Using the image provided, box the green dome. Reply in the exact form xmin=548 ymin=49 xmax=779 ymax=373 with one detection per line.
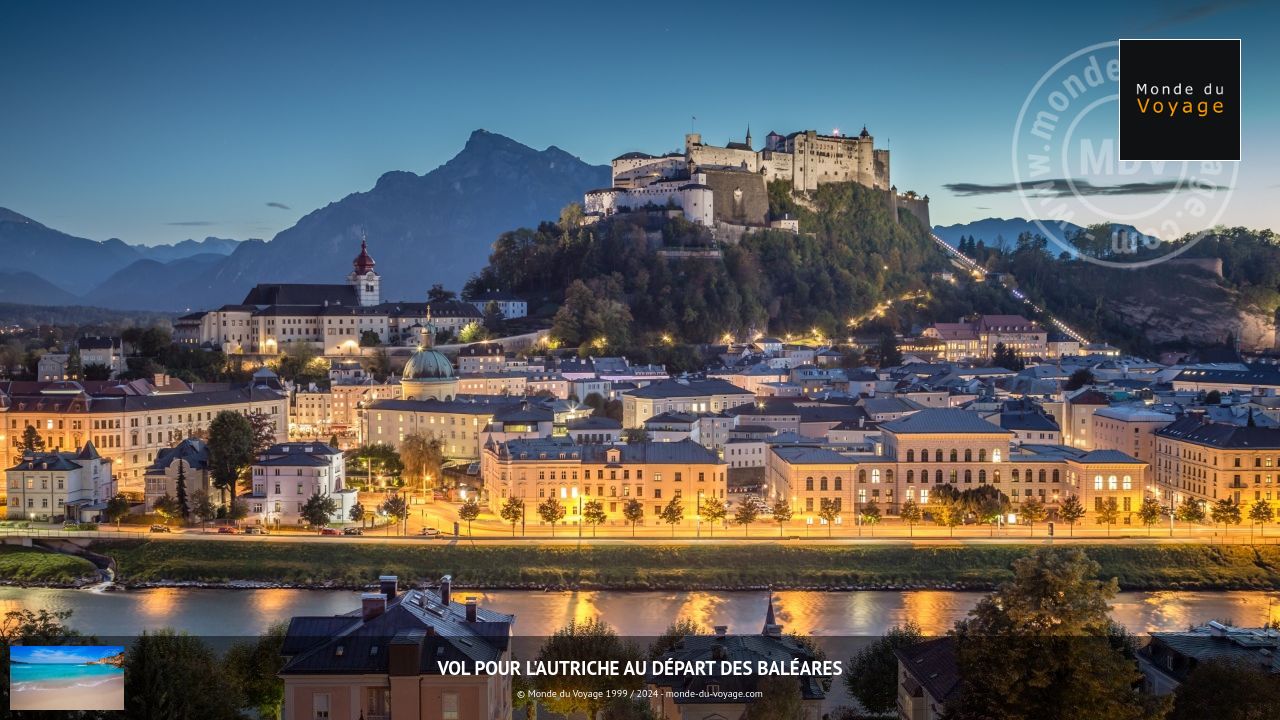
xmin=403 ymin=347 xmax=454 ymax=380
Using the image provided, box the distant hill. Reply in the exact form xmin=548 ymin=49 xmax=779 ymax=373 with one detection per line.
xmin=80 ymin=254 xmax=230 ymax=311
xmin=0 ymin=271 xmax=79 ymax=305
xmin=133 ymin=236 xmax=241 ymax=263
xmin=150 ymin=129 xmax=609 ymax=310
xmin=933 ymin=217 xmax=1159 ymax=254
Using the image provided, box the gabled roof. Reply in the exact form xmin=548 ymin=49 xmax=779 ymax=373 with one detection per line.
xmin=880 ymin=408 xmax=1009 ymax=435
xmin=242 ymin=283 xmax=359 ymax=307
xmin=624 ymin=378 xmax=751 ymax=400
xmin=1155 ymin=415 xmax=1280 ymax=450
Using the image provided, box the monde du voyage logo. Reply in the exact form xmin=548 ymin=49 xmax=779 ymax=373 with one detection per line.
xmin=1120 ymin=39 xmax=1241 ymax=161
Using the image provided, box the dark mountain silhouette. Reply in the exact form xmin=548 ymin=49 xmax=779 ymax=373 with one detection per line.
xmin=64 ymin=129 xmax=608 ymax=310
xmin=0 ymin=271 xmax=79 ymax=305
xmin=133 ymin=236 xmax=241 ymax=263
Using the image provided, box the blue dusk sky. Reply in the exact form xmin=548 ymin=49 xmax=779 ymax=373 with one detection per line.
xmin=10 ymin=646 xmax=123 ymax=665
xmin=1 ymin=0 xmax=1276 ymax=246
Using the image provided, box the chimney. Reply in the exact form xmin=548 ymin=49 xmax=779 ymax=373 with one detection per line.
xmin=439 ymin=575 xmax=452 ymax=606
xmin=466 ymin=597 xmax=478 ymax=622
xmin=361 ymin=593 xmax=386 ymax=621
xmin=379 ymin=575 xmax=398 ymax=601
xmin=714 ymin=625 xmax=728 ymax=638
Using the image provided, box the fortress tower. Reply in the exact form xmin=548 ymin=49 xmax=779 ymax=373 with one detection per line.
xmin=347 ymin=236 xmax=380 ymax=306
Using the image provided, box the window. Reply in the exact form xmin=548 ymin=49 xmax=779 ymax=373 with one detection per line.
xmin=442 ymin=692 xmax=460 ymax=720
xmin=312 ymin=693 xmax=330 ymax=720
xmin=1094 ymin=475 xmax=1103 ymax=490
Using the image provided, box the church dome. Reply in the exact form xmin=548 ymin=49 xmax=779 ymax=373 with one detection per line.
xmin=403 ymin=347 xmax=454 ymax=380
xmin=352 ymin=239 xmax=376 ymax=276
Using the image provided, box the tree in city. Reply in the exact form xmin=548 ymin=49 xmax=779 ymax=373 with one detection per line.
xmin=1204 ymin=389 xmax=1223 ymax=405
xmin=860 ymin=500 xmax=882 ymax=535
xmin=534 ymin=618 xmax=643 ymax=719
xmin=367 ymin=346 xmax=392 ymax=382
xmin=208 ymin=410 xmax=254 ymax=506
xmin=735 ymin=497 xmax=762 ymax=537
xmin=19 ymin=425 xmax=44 ymax=453
xmin=175 ymin=461 xmax=190 ymax=520
xmin=348 ymin=502 xmax=365 ymax=527
xmin=899 ymin=498 xmax=922 ymax=536
xmin=482 ymin=300 xmax=506 ymax=335
xmin=65 ymin=344 xmax=83 ymax=380
xmin=967 ymin=485 xmax=1010 ymax=536
xmin=622 ymin=499 xmax=644 ymax=537
xmin=1211 ymin=498 xmax=1242 ymax=534
xmin=83 ymin=362 xmax=112 ymax=381
xmin=1137 ymin=496 xmax=1165 ymax=536
xmin=125 ymin=629 xmax=243 ymax=720
xmin=1064 ymin=368 xmax=1095 ymax=391
xmin=400 ymin=433 xmax=445 ymax=493
xmin=380 ymin=493 xmax=409 ymax=535
xmin=1020 ymin=496 xmax=1047 ymax=537
xmin=153 ymin=493 xmax=180 ymax=525
xmin=1167 ymin=659 xmax=1280 ymax=720
xmin=359 ymin=329 xmax=381 ymax=347
xmin=458 ymin=497 xmax=482 ymax=536
xmin=582 ymin=499 xmax=606 ymax=537
xmin=844 ymin=622 xmax=924 ymax=716
xmin=700 ymin=495 xmax=727 ymax=537
xmin=104 ymin=493 xmax=132 ymax=528
xmin=748 ymin=676 xmax=806 ymax=719
xmin=190 ymin=489 xmax=217 ymax=531
xmin=877 ymin=332 xmax=902 ymax=368
xmin=500 ymin=497 xmax=525 ymax=537
xmin=990 ymin=342 xmax=1025 ymax=371
xmin=817 ymin=498 xmax=840 ymax=537
xmin=947 ymin=548 xmax=1162 ymax=720
xmin=1248 ymin=499 xmax=1274 ymax=539
xmin=247 ymin=410 xmax=277 ymax=453
xmin=300 ymin=491 xmax=339 ymax=532
xmin=1059 ymin=494 xmax=1086 ymax=536
xmin=1097 ymin=497 xmax=1121 ymax=536
xmin=538 ymin=497 xmax=566 ymax=536
xmin=659 ymin=496 xmax=684 ymax=537
xmin=349 ymin=444 xmax=404 ymax=488
xmin=1176 ymin=497 xmax=1206 ymax=535
xmin=227 ymin=497 xmax=249 ymax=526
xmin=622 ymin=427 xmax=649 ymax=444
xmin=770 ymin=497 xmax=793 ymax=537
xmin=223 ymin=623 xmax=287 ymax=720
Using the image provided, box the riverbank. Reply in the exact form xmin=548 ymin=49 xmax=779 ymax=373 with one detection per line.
xmin=44 ymin=540 xmax=1280 ymax=591
xmin=0 ymin=546 xmax=99 ymax=585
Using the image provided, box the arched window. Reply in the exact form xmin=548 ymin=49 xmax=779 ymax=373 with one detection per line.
xmin=950 ymin=449 xmax=958 ymax=462
xmin=936 ymin=469 xmax=943 ymax=484
xmin=978 ymin=469 xmax=987 ymax=483
xmin=965 ymin=449 xmax=972 ymax=462
xmin=948 ymin=470 xmax=957 ymax=484
xmin=1122 ymin=475 xmax=1132 ymax=490
xmin=979 ymin=449 xmax=987 ymax=462
xmin=993 ymin=449 xmax=1002 ymax=463
xmin=835 ymin=477 xmax=843 ymax=491
xmin=907 ymin=470 xmax=914 ymax=483
xmin=906 ymin=449 xmax=915 ymax=462
xmin=858 ymin=469 xmax=867 ymax=483
xmin=935 ymin=449 xmax=943 ymax=462
xmin=820 ymin=476 xmax=829 ymax=491
xmin=1052 ymin=469 xmax=1060 ymax=483
xmin=1012 ymin=469 xmax=1020 ymax=482
xmin=964 ymin=469 xmax=973 ymax=483
xmin=805 ymin=477 xmax=813 ymax=491
xmin=993 ymin=470 xmax=1001 ymax=483
xmin=1039 ymin=469 xmax=1047 ymax=483
xmin=886 ymin=469 xmax=894 ymax=483
xmin=1094 ymin=475 xmax=1103 ymax=490
xmin=1108 ymin=475 xmax=1118 ymax=490
xmin=872 ymin=469 xmax=881 ymax=484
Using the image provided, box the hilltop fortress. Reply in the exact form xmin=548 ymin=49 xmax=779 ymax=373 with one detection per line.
xmin=584 ymin=127 xmax=929 ymax=237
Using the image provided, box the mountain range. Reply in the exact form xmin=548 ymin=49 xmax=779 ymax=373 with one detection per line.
xmin=932 ymin=216 xmax=1160 ymax=252
xmin=0 ymin=130 xmax=608 ymax=311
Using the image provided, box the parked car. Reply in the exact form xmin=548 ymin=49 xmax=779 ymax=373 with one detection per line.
xmin=244 ymin=526 xmax=270 ymax=535
xmin=149 ymin=524 xmax=171 ymax=533
xmin=419 ymin=527 xmax=440 ymax=537
xmin=319 ymin=527 xmax=340 ymax=536
xmin=342 ymin=527 xmax=363 ymax=536
xmin=217 ymin=526 xmax=237 ymax=534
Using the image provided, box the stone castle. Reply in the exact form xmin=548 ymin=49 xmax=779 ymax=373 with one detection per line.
xmin=583 ymin=126 xmax=929 ymax=235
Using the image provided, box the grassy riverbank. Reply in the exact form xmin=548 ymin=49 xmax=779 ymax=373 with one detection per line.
xmin=0 ymin=546 xmax=99 ymax=584
xmin=70 ymin=540 xmax=1280 ymax=591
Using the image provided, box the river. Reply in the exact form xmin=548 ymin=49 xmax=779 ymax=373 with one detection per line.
xmin=1 ymin=586 xmax=1277 ymax=639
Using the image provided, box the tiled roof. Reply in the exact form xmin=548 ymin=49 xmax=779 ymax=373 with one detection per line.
xmin=1073 ymin=449 xmax=1144 ymax=464
xmin=242 ymin=283 xmax=359 ymax=307
xmin=880 ymin=408 xmax=1009 ymax=435
xmin=625 ymin=378 xmax=752 ymax=399
xmin=1155 ymin=415 xmax=1280 ymax=450
xmin=895 ymin=637 xmax=959 ymax=703
xmin=366 ymin=398 xmax=519 ymax=415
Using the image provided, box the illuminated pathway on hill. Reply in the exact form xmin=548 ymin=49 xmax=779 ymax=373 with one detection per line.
xmin=928 ymin=232 xmax=1090 ymax=344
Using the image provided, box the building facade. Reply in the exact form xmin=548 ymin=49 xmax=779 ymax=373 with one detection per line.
xmin=6 ymin=443 xmax=113 ymax=521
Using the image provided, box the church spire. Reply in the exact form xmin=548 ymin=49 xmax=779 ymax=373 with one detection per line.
xmin=745 ymin=124 xmax=753 ymax=149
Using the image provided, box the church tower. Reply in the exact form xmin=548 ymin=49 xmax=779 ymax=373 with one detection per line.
xmin=348 ymin=235 xmax=380 ymax=306
xmin=745 ymin=125 xmax=753 ymax=150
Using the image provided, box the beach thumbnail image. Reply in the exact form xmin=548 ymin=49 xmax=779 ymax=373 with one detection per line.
xmin=9 ymin=645 xmax=125 ymax=711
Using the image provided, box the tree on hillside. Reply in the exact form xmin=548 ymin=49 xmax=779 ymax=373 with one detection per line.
xmin=482 ymin=300 xmax=506 ymax=335
xmin=947 ymin=548 xmax=1161 ymax=720
xmin=368 ymin=347 xmax=392 ymax=381
xmin=208 ymin=411 xmax=254 ymax=506
xmin=551 ymin=277 xmax=633 ymax=353
xmin=877 ymin=332 xmax=903 ymax=368
xmin=427 ymin=284 xmax=456 ymax=303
